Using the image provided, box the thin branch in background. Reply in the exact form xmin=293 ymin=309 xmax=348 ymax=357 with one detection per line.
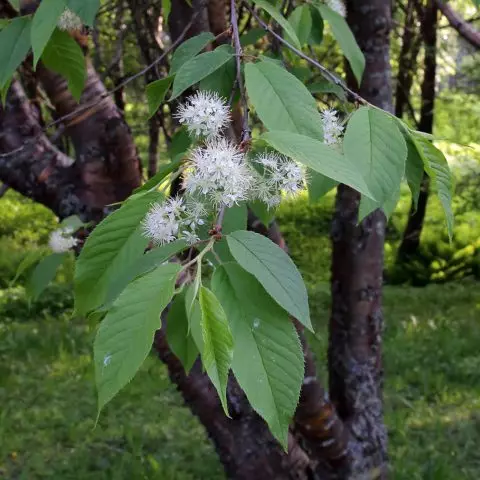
xmin=243 ymin=2 xmax=369 ymax=106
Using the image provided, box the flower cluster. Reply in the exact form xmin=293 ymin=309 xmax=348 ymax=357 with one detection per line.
xmin=254 ymin=153 xmax=305 ymax=208
xmin=49 ymin=227 xmax=78 ymax=253
xmin=321 ymin=108 xmax=344 ymax=147
xmin=57 ymin=8 xmax=83 ymax=31
xmin=184 ymin=138 xmax=255 ymax=207
xmin=326 ymin=0 xmax=346 ymax=17
xmin=142 ymin=197 xmax=205 ymax=246
xmin=175 ymin=91 xmax=231 ymax=139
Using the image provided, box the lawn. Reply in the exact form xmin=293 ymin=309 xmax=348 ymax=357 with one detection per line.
xmin=0 ymin=191 xmax=479 ymax=479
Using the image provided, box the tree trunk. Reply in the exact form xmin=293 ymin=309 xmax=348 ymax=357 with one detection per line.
xmin=328 ymin=1 xmax=393 ymax=477
xmin=397 ymin=0 xmax=438 ymax=261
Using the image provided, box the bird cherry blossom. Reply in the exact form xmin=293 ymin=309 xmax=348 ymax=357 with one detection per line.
xmin=49 ymin=227 xmax=78 ymax=253
xmin=326 ymin=0 xmax=346 ymax=17
xmin=321 ymin=108 xmax=344 ymax=147
xmin=57 ymin=8 xmax=83 ymax=31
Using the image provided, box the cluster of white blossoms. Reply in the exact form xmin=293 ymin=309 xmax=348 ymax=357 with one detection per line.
xmin=175 ymin=91 xmax=231 ymax=139
xmin=142 ymin=197 xmax=205 ymax=246
xmin=49 ymin=227 xmax=78 ymax=253
xmin=57 ymin=8 xmax=83 ymax=32
xmin=254 ymin=153 xmax=304 ymax=208
xmin=321 ymin=108 xmax=344 ymax=147
xmin=326 ymin=0 xmax=346 ymax=17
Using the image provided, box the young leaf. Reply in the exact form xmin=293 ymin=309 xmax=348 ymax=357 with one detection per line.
xmin=75 ymin=192 xmax=162 ymax=316
xmin=170 ymin=31 xmax=215 ymax=74
xmin=227 ymin=230 xmax=312 ymax=330
xmin=31 ymin=0 xmax=66 ymax=68
xmin=0 ymin=16 xmax=32 ymax=89
xmin=26 ymin=252 xmax=67 ymax=300
xmin=262 ymin=130 xmax=375 ymax=199
xmin=308 ymin=171 xmax=338 ymax=202
xmin=66 ymin=0 xmax=100 ymax=26
xmin=253 ymin=0 xmax=301 ymax=49
xmin=42 ymin=29 xmax=86 ymax=101
xmin=166 ymin=292 xmax=199 ymax=373
xmin=146 ymin=76 xmax=174 ymax=118
xmin=170 ymin=48 xmax=233 ymax=100
xmin=212 ymin=264 xmax=304 ymax=449
xmin=411 ymin=133 xmax=455 ymax=240
xmin=316 ymin=4 xmax=365 ymax=84
xmin=94 ymin=263 xmax=181 ymax=414
xmin=199 ymin=286 xmax=233 ymax=416
xmin=288 ymin=5 xmax=312 ymax=46
xmin=245 ymin=61 xmax=324 ymax=140
xmin=343 ymin=107 xmax=407 ymax=205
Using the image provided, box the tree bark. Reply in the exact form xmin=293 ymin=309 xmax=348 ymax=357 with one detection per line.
xmin=328 ymin=1 xmax=393 ymax=477
xmin=397 ymin=0 xmax=438 ymax=260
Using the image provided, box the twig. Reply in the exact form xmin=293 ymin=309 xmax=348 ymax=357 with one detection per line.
xmin=243 ymin=2 xmax=369 ymax=106
xmin=231 ymin=0 xmax=251 ymax=142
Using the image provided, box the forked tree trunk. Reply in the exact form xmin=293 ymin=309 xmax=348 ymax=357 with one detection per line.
xmin=328 ymin=1 xmax=393 ymax=477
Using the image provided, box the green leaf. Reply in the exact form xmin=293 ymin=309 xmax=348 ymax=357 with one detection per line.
xmin=411 ymin=134 xmax=454 ymax=240
xmin=0 ymin=16 xmax=32 ymax=89
xmin=358 ymin=183 xmax=400 ymax=222
xmin=402 ymin=129 xmax=424 ymax=209
xmin=66 ymin=0 xmax=100 ymax=26
xmin=166 ymin=292 xmax=199 ymax=373
xmin=104 ymin=240 xmax=187 ymax=308
xmin=0 ymin=19 xmax=11 ymax=31
xmin=170 ymin=48 xmax=233 ymax=100
xmin=199 ymin=46 xmax=235 ymax=98
xmin=31 ymin=0 xmax=66 ymax=68
xmin=199 ymin=286 xmax=233 ymax=416
xmin=168 ymin=127 xmax=192 ymax=160
xmin=316 ymin=4 xmax=365 ymax=84
xmin=11 ymin=249 xmax=46 ymax=285
xmin=307 ymin=79 xmax=346 ymax=101
xmin=163 ymin=0 xmax=171 ymax=22
xmin=253 ymin=0 xmax=301 ymax=49
xmin=308 ymin=6 xmax=324 ymax=44
xmin=75 ymin=192 xmax=162 ymax=316
xmin=245 ymin=61 xmax=324 ymax=140
xmin=170 ymin=31 xmax=215 ymax=74
xmin=343 ymin=107 xmax=407 ymax=204
xmin=289 ymin=5 xmax=312 ymax=46
xmin=214 ymin=203 xmax=248 ymax=262
xmin=59 ymin=214 xmax=86 ymax=231
xmin=308 ymin=171 xmax=338 ymax=202
xmin=94 ymin=263 xmax=180 ymax=414
xmin=212 ymin=264 xmax=303 ymax=449
xmin=249 ymin=200 xmax=275 ymax=226
xmin=146 ymin=76 xmax=174 ymax=118
xmin=26 ymin=252 xmax=67 ymax=300
xmin=7 ymin=0 xmax=19 ymax=11
xmin=262 ymin=130 xmax=375 ymax=199
xmin=227 ymin=230 xmax=312 ymax=330
xmin=240 ymin=28 xmax=266 ymax=46
xmin=42 ymin=28 xmax=86 ymax=101
xmin=134 ymin=155 xmax=184 ymax=194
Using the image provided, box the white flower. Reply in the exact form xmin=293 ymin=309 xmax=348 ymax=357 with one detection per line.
xmin=57 ymin=8 xmax=83 ymax=31
xmin=142 ymin=202 xmax=180 ymax=245
xmin=184 ymin=199 xmax=207 ymax=230
xmin=326 ymin=0 xmax=346 ymax=17
xmin=253 ymin=152 xmax=305 ymax=208
xmin=49 ymin=227 xmax=78 ymax=253
xmin=184 ymin=138 xmax=255 ymax=207
xmin=182 ymin=230 xmax=200 ymax=245
xmin=321 ymin=108 xmax=344 ymax=146
xmin=175 ymin=91 xmax=231 ymax=139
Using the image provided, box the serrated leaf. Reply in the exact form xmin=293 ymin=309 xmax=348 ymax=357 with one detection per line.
xmin=245 ymin=61 xmax=324 ymax=140
xmin=42 ymin=28 xmax=86 ymax=101
xmin=146 ymin=76 xmax=173 ymax=118
xmin=166 ymin=292 xmax=199 ymax=373
xmin=94 ymin=263 xmax=180 ymax=414
xmin=308 ymin=171 xmax=338 ymax=202
xmin=262 ymin=130 xmax=375 ymax=199
xmin=343 ymin=107 xmax=407 ymax=204
xmin=32 ymin=0 xmax=66 ymax=68
xmin=0 ymin=16 xmax=32 ymax=89
xmin=212 ymin=264 xmax=303 ymax=449
xmin=26 ymin=252 xmax=67 ymax=300
xmin=170 ymin=48 xmax=233 ymax=100
xmin=66 ymin=0 xmax=100 ymax=26
xmin=170 ymin=31 xmax=215 ymax=74
xmin=240 ymin=28 xmax=266 ymax=46
xmin=253 ymin=0 xmax=301 ymax=49
xmin=75 ymin=192 xmax=162 ymax=316
xmin=227 ymin=230 xmax=312 ymax=330
xmin=289 ymin=5 xmax=312 ymax=46
xmin=316 ymin=4 xmax=365 ymax=84
xmin=103 ymin=239 xmax=187 ymax=308
xmin=411 ymin=133 xmax=454 ymax=240
xmin=199 ymin=286 xmax=233 ymax=416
